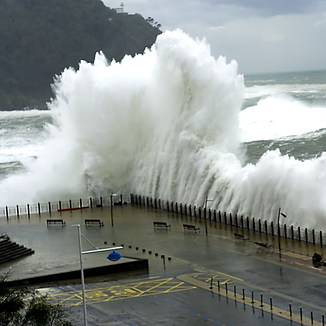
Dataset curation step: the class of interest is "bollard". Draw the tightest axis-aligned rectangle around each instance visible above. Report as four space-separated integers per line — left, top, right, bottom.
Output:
258 219 261 233
322 314 324 326
79 198 82 208
270 297 273 310
252 218 255 232
16 205 19 218
311 311 313 325
320 231 323 247
312 230 315 245
218 280 220 292
271 221 274 236
225 282 228 295
234 285 236 298
264 220 268 234
5 206 8 220
90 197 93 209
246 217 250 230
27 204 30 218
242 289 245 300
59 200 62 210
48 202 51 214
300 308 303 321
224 212 227 225
289 304 292 319
210 278 213 289
298 226 301 242
38 203 41 215
229 213 232 226
305 228 308 243
69 199 72 209
251 291 254 304
284 224 287 239
260 293 263 307
241 216 244 229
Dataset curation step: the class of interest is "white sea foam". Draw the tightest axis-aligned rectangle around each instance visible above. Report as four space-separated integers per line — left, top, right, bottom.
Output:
1 30 326 230
240 94 326 142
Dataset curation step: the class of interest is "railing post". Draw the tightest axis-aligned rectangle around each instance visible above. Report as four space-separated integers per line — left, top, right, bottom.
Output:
5 206 9 220
16 205 19 218
27 204 30 218
38 203 41 215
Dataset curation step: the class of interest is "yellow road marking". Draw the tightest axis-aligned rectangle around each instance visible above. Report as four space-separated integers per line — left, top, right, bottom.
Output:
50 278 196 305
178 273 323 326
283 251 311 260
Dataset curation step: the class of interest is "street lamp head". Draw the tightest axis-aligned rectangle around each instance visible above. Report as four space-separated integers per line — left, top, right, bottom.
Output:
107 251 122 261
281 213 287 218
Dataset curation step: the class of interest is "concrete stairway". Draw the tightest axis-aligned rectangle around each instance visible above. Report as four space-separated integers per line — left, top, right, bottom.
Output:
0 234 34 264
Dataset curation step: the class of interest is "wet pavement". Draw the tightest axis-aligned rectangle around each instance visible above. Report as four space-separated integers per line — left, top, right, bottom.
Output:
1 204 326 325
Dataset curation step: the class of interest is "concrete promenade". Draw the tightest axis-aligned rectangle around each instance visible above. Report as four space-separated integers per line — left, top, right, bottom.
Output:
1 204 326 325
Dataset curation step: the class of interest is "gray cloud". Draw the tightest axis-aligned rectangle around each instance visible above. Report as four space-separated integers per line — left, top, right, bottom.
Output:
103 0 326 74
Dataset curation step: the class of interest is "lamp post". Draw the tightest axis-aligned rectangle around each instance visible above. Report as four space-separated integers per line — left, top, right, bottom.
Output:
277 208 287 252
204 196 213 235
110 193 117 227
72 224 123 326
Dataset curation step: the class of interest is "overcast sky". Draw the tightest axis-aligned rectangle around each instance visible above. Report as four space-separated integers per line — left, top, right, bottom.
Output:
102 0 326 75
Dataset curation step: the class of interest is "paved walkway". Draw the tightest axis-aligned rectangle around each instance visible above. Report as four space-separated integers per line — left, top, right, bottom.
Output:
0 204 324 281
1 204 326 325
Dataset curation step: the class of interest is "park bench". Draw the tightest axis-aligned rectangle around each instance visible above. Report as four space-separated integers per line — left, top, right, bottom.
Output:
153 221 171 228
47 219 66 226
85 219 104 227
255 241 273 249
183 224 200 232
234 233 248 240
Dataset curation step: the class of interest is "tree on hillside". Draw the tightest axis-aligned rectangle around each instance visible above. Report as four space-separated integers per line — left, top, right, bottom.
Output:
146 17 161 29
0 272 73 326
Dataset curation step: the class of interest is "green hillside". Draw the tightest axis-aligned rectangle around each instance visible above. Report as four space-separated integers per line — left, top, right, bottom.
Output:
0 0 161 110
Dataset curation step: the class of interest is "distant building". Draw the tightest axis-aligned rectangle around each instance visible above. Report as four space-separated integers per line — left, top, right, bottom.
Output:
114 2 125 13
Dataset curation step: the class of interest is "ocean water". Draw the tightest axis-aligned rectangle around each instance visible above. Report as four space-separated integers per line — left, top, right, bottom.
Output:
0 30 326 230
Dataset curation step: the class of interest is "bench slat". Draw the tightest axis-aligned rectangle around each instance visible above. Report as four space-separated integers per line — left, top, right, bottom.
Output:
85 219 104 227
153 222 170 228
183 224 200 232
47 219 66 226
